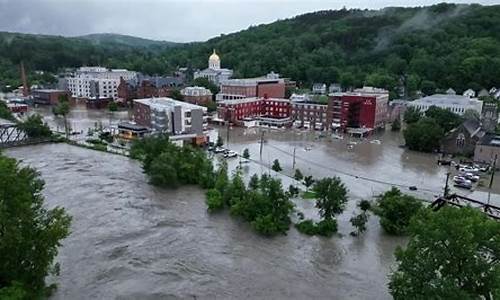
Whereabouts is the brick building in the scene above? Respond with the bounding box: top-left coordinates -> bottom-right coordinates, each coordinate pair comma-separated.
216,72 -> 286,101
329,87 -> 389,132
291,102 -> 329,130
117,74 -> 183,105
32,89 -> 72,105
181,86 -> 213,105
217,97 -> 291,127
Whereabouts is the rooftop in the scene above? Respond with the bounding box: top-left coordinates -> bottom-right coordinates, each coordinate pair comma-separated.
479,133 -> 500,147
218,97 -> 290,105
134,97 -> 207,111
412,94 -> 482,106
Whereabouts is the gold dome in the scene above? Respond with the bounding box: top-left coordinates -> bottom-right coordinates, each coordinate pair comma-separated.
209,49 -> 220,61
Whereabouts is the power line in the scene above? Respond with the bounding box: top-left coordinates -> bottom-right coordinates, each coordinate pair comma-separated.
263,142 -> 442,195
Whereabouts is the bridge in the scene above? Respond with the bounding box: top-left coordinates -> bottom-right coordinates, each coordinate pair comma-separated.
431,193 -> 500,220
0,118 -> 53,149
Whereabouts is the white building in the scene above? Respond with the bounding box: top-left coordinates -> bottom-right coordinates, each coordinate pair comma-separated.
133,97 -> 207,136
181,86 -> 212,97
65,67 -> 136,99
409,94 -> 483,116
463,89 -> 476,98
194,50 -> 233,85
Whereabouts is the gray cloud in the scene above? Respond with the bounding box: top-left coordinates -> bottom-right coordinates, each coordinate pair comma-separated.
0,0 -> 498,42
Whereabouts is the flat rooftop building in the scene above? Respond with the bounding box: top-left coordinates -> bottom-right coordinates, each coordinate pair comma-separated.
409,94 -> 483,116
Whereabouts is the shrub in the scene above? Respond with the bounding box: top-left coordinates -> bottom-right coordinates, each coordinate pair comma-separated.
206,189 -> 224,212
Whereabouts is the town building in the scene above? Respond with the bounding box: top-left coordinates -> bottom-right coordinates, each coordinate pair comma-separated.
64,67 -> 136,100
194,50 -> 233,85
441,119 -> 485,156
217,97 -> 291,128
117,74 -> 183,105
312,83 -> 327,95
117,122 -> 151,140
291,101 -> 329,130
133,97 -> 208,139
408,94 -> 483,116
216,72 -> 286,101
463,89 -> 476,98
181,86 -> 213,105
329,83 -> 342,93
329,87 -> 389,133
474,134 -> 500,164
481,102 -> 498,133
31,89 -> 71,105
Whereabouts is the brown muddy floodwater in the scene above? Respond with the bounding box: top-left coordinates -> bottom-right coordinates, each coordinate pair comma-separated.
9,108 -> 500,299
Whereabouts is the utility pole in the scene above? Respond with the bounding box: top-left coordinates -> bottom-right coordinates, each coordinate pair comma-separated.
487,154 -> 497,206
292,147 -> 296,170
444,172 -> 450,197
259,130 -> 265,160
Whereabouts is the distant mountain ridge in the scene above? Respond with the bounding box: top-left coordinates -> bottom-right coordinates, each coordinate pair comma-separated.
76,33 -> 178,48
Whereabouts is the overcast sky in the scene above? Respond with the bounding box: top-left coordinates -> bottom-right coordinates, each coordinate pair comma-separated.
0,0 -> 497,42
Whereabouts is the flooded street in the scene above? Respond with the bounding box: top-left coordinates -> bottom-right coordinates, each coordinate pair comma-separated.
7,106 -> 499,299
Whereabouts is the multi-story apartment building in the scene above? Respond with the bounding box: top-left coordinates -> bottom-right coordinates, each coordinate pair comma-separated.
65,67 -> 136,99
216,72 -> 286,101
133,97 -> 207,137
329,87 -> 389,132
291,102 -> 329,130
217,97 -> 291,127
181,86 -> 213,105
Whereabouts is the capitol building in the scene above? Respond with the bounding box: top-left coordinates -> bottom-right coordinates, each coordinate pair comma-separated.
194,50 -> 233,85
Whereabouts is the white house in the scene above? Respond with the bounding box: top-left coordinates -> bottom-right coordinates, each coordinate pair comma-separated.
463,89 -> 476,98
65,67 -> 136,99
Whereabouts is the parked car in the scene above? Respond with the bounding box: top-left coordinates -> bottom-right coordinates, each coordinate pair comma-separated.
409,186 -> 418,191
224,150 -> 238,158
480,165 -> 490,172
464,173 -> 480,182
459,166 -> 479,174
454,181 -> 472,189
214,147 -> 226,153
453,176 -> 471,184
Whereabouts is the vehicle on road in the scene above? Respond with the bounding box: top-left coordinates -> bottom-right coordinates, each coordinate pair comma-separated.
214,147 -> 226,153
224,150 -> 238,158
464,172 -> 480,182
454,181 -> 472,189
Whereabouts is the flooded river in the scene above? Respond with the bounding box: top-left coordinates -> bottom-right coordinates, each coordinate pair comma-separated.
7,107 -> 499,299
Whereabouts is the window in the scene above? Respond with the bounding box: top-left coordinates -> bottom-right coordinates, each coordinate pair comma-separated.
456,133 -> 466,148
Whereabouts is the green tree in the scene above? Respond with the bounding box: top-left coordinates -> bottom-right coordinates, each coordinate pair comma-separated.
0,154 -> 71,297
216,136 -> 224,147
373,187 -> 423,235
271,159 -> 282,172
404,117 -> 445,152
350,213 -> 368,236
390,207 -> 500,299
17,114 -> 52,138
358,200 -> 371,212
463,109 -> 480,121
0,101 -> 14,122
192,77 -> 220,95
313,177 -> 348,221
53,95 -> 71,139
403,107 -> 422,124
206,189 -> 224,212
303,175 -> 314,191
425,105 -> 462,132
242,148 -> 250,160
248,174 -> 260,190
391,118 -> 401,131
294,169 -> 304,181
170,88 -> 184,101
108,101 -> 118,112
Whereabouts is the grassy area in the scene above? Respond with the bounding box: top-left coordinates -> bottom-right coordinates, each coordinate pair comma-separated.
302,190 -> 316,199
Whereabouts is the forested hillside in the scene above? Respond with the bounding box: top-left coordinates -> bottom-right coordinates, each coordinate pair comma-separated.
1,3 -> 500,97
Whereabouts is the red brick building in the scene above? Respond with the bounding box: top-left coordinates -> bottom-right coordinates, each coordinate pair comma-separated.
329,87 -> 388,131
181,86 -> 213,105
291,102 -> 330,130
217,97 -> 291,126
117,75 -> 183,105
217,72 -> 286,101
